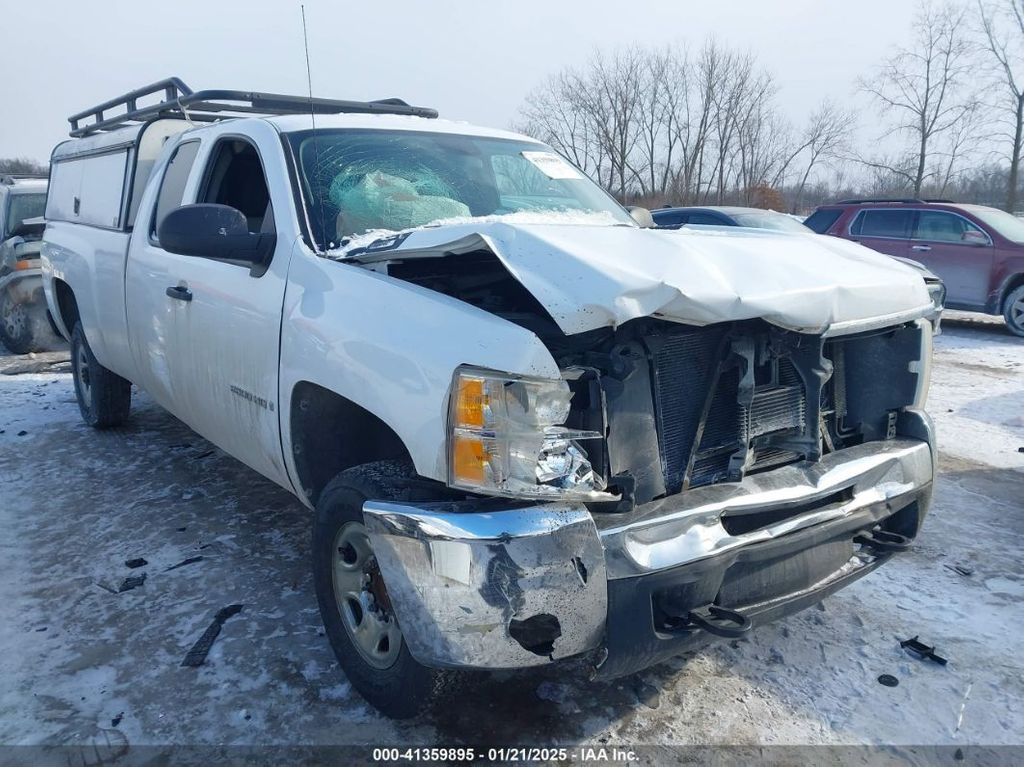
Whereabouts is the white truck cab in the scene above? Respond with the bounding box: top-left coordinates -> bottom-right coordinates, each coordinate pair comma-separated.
42,78 -> 938,718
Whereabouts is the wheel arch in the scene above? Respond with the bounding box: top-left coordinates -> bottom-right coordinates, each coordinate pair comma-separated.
52,278 -> 80,341
999,272 -> 1024,311
288,381 -> 417,506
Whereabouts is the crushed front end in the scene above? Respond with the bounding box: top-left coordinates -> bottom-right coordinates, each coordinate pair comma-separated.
362,316 -> 936,675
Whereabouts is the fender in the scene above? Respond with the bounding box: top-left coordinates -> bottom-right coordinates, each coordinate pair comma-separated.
278,246 -> 560,499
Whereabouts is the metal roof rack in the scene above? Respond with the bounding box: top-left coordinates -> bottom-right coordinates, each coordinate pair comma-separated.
68,77 -> 439,137
836,198 -> 957,205
1,173 -> 48,185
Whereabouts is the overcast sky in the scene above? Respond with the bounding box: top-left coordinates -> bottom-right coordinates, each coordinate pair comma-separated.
2,0 -> 929,163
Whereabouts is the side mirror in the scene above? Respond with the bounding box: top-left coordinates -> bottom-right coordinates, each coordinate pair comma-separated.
158,204 -> 276,267
962,230 -> 989,246
627,206 -> 655,228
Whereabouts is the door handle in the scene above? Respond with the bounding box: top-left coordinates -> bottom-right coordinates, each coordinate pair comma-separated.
911,245 -> 932,252
166,285 -> 193,302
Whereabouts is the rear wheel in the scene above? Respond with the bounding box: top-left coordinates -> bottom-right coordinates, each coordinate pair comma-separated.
1003,285 -> 1024,338
312,460 -> 456,718
71,322 -> 132,428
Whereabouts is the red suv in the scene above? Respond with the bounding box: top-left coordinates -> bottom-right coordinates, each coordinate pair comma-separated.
806,199 -> 1024,336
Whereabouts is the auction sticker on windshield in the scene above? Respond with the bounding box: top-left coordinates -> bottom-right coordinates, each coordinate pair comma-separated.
521,151 -> 583,179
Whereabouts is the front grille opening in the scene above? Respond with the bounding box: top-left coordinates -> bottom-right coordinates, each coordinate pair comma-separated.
651,324 -> 820,494
719,487 -> 854,536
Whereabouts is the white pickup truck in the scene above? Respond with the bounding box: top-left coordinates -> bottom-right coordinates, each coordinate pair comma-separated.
42,79 -> 938,718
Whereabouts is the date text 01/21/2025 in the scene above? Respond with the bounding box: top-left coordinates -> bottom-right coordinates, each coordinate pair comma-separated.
372,747 -> 639,762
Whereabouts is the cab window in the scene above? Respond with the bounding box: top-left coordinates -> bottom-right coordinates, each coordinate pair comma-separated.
152,141 -> 200,239
199,139 -> 273,234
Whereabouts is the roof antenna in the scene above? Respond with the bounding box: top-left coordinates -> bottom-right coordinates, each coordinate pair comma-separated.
301,4 -> 329,253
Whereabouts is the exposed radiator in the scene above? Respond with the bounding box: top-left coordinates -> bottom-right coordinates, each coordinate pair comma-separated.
650,327 -> 810,493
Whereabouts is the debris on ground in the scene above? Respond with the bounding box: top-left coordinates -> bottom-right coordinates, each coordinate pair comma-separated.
125,558 -> 147,569
181,604 -> 244,667
111,712 -> 123,727
96,572 -> 147,595
899,635 -> 948,666
632,677 -> 661,709
16,430 -> 26,436
944,564 -> 974,577
165,556 -> 203,572
877,674 -> 899,687
118,574 -> 147,593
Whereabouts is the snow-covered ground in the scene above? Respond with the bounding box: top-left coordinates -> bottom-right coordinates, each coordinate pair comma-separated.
0,314 -> 1021,756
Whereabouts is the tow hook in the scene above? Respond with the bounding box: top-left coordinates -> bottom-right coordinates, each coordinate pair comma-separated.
685,604 -> 752,638
855,528 -> 912,553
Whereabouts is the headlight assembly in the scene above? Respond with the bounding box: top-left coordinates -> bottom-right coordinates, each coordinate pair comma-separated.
448,367 -> 616,501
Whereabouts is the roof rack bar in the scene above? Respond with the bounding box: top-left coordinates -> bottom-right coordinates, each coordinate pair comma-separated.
68,78 -> 439,137
69,77 -> 193,135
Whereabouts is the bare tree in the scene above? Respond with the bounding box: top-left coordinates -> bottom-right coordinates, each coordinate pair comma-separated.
860,1 -> 979,195
515,40 -> 850,209
978,0 -> 1024,210
0,158 -> 47,175
788,101 -> 855,212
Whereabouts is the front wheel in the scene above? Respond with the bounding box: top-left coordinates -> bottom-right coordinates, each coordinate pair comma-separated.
1003,285 -> 1024,338
71,322 -> 132,428
0,284 -> 66,354
312,460 -> 456,718
0,286 -> 34,354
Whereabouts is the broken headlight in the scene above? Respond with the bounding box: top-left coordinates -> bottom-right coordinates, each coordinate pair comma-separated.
448,367 -> 615,501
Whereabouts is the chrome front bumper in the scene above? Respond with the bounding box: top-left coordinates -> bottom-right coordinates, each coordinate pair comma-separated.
363,414 -> 935,671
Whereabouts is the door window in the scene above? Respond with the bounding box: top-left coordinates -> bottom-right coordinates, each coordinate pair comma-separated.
687,212 -> 727,225
851,209 -> 912,238
152,141 -> 200,239
804,208 -> 842,234
913,210 -> 987,244
199,139 -> 273,234
653,211 -> 685,227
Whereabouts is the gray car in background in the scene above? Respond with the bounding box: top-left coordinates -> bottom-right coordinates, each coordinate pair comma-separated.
0,174 -> 63,353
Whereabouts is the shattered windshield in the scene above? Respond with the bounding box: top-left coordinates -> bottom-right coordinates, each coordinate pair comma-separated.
287,129 -> 634,249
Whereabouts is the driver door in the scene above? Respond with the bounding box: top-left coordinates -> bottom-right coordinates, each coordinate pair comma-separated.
126,126 -> 294,489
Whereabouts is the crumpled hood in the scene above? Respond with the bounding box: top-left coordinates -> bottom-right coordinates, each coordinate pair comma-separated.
343,222 -> 934,336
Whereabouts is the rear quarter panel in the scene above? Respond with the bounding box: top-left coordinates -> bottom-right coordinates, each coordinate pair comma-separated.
41,221 -> 136,379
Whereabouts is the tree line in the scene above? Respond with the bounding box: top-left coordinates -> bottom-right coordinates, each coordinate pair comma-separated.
516,0 -> 1024,214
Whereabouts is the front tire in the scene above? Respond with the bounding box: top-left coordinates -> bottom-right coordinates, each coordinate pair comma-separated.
1003,284 -> 1024,338
313,460 -> 455,718
71,322 -> 131,428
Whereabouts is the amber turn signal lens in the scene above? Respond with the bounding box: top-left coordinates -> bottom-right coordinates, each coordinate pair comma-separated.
14,260 -> 34,271
454,376 -> 487,428
451,433 -> 489,484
